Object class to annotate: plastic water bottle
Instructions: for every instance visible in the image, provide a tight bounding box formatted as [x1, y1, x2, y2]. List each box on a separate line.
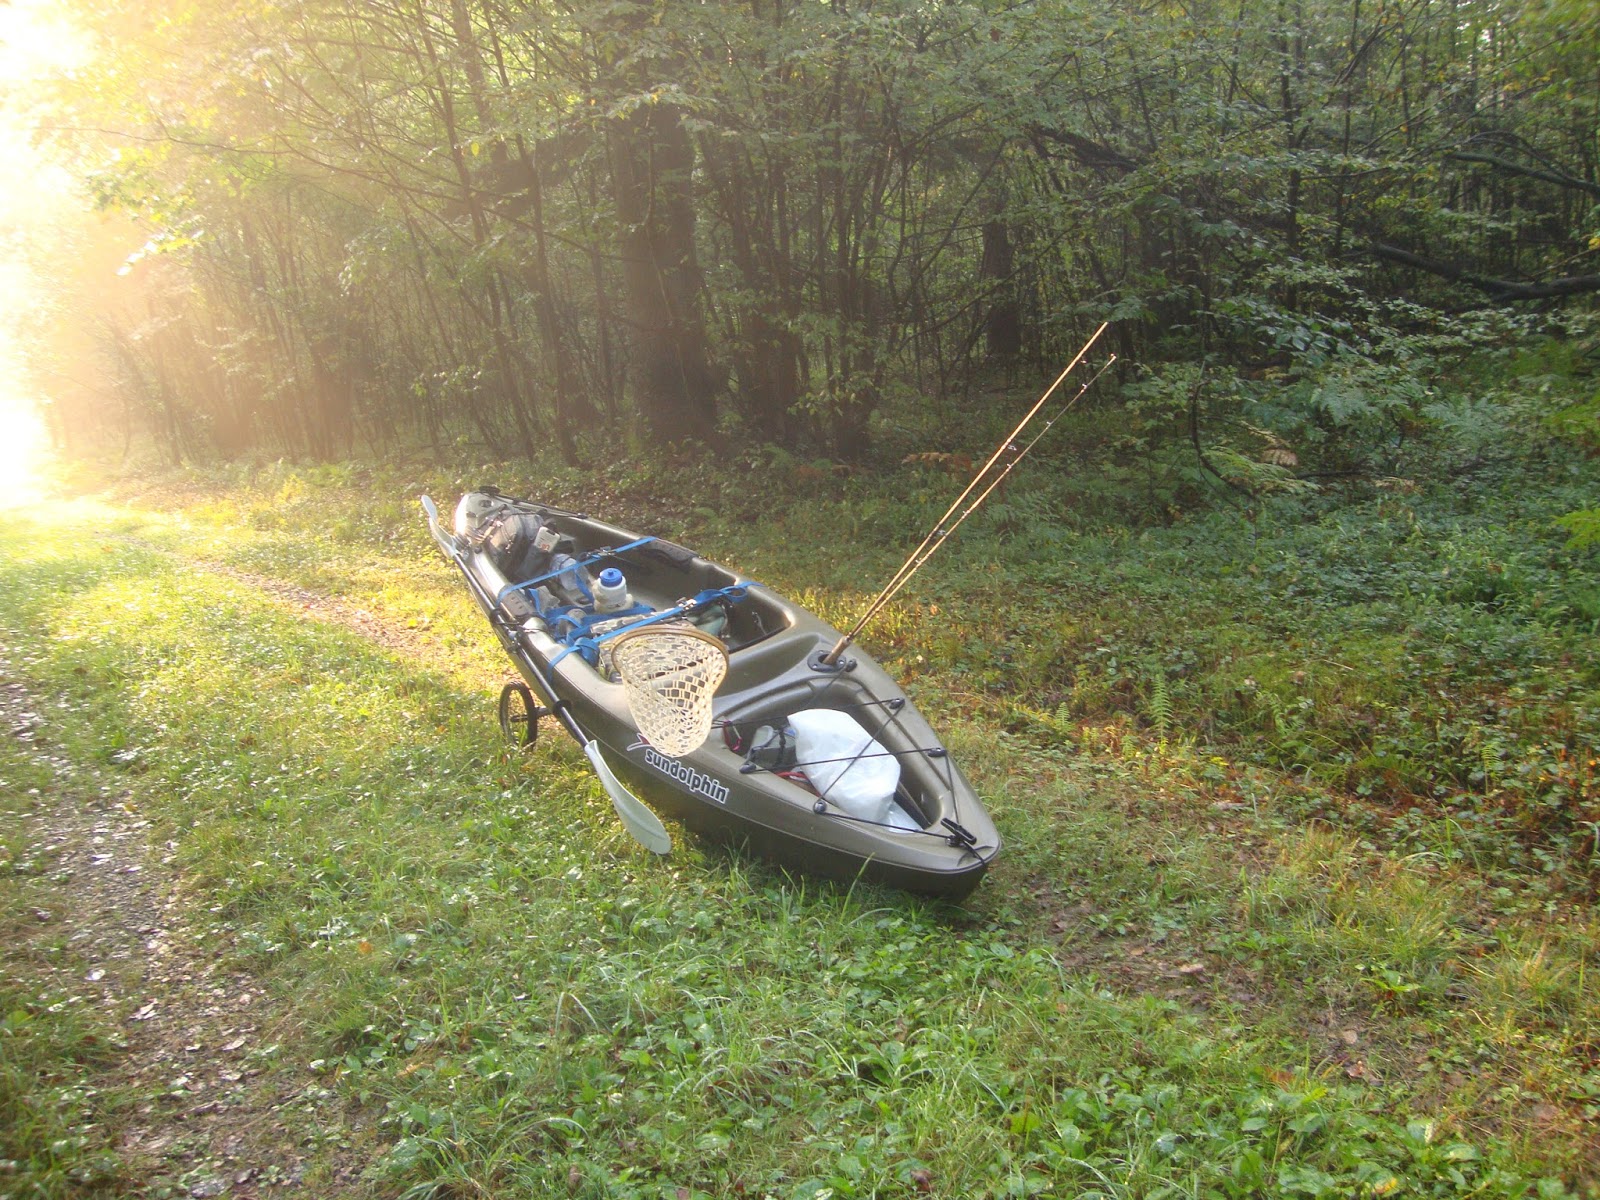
[593, 567, 631, 613]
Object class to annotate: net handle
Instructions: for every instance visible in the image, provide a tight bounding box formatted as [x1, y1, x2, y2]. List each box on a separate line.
[608, 624, 730, 662]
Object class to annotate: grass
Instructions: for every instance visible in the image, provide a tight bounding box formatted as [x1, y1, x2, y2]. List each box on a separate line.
[2, 362, 1597, 1196]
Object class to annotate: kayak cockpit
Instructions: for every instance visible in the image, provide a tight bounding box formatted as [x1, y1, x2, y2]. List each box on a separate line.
[715, 678, 973, 836]
[454, 493, 791, 667]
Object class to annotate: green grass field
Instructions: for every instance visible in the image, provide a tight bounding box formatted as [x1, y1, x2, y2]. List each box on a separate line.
[2, 373, 1597, 1197]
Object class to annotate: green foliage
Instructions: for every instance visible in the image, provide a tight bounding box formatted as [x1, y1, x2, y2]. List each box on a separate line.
[692, 349, 1600, 890]
[29, 0, 1600, 460]
[1558, 511, 1600, 551]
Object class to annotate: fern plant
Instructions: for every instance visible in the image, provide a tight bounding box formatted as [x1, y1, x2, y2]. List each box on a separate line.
[1143, 663, 1173, 739]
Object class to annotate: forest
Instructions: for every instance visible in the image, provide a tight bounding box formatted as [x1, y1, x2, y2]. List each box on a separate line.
[2, 0, 1599, 1196]
[25, 0, 1599, 469]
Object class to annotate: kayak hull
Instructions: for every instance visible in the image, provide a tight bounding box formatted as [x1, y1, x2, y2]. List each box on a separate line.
[426, 490, 1000, 899]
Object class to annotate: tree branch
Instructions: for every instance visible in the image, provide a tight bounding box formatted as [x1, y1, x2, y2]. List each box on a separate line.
[1025, 125, 1141, 172]
[1369, 242, 1600, 303]
[1447, 151, 1600, 199]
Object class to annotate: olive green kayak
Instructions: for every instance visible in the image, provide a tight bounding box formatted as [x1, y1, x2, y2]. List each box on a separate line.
[423, 488, 1000, 899]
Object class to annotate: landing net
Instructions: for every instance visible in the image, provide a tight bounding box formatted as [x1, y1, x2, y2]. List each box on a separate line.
[610, 625, 729, 757]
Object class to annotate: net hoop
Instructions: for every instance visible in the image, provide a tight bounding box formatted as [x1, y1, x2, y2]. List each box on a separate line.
[609, 625, 729, 757]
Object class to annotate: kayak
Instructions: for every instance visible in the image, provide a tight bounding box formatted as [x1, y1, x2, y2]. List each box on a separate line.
[422, 487, 1000, 899]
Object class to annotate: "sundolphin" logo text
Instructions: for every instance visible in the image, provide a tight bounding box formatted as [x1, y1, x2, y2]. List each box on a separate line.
[628, 740, 730, 805]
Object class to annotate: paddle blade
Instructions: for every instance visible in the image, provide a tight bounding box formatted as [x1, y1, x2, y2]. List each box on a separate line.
[584, 740, 672, 855]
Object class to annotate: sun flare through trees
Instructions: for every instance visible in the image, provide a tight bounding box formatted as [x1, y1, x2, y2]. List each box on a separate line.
[7, 0, 1596, 463]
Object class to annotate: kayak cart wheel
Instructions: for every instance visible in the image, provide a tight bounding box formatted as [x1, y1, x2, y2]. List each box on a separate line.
[498, 682, 541, 749]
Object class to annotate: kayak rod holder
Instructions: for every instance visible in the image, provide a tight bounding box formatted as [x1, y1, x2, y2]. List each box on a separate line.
[809, 648, 855, 673]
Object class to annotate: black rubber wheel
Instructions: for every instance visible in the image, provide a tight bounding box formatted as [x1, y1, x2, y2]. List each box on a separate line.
[498, 682, 540, 749]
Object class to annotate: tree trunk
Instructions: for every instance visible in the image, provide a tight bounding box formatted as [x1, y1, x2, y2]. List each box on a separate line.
[981, 219, 1021, 358]
[607, 102, 718, 443]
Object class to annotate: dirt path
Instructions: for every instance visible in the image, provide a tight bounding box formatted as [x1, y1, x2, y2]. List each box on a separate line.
[198, 562, 435, 661]
[2, 631, 367, 1196]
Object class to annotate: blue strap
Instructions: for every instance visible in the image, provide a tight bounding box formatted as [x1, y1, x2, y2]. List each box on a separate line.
[548, 583, 757, 669]
[495, 536, 659, 606]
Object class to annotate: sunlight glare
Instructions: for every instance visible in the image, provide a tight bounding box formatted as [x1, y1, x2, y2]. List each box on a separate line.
[0, 0, 93, 497]
[0, 0, 90, 82]
[0, 353, 49, 506]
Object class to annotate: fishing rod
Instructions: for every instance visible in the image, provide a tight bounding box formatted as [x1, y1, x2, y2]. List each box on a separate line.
[819, 322, 1113, 669]
[856, 354, 1117, 627]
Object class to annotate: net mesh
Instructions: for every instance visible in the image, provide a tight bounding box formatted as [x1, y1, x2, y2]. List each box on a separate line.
[610, 625, 729, 757]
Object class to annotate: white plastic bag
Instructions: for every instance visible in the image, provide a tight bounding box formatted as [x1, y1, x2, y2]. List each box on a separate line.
[789, 708, 901, 823]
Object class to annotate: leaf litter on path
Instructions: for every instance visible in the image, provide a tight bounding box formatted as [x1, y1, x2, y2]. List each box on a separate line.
[0, 638, 369, 1196]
